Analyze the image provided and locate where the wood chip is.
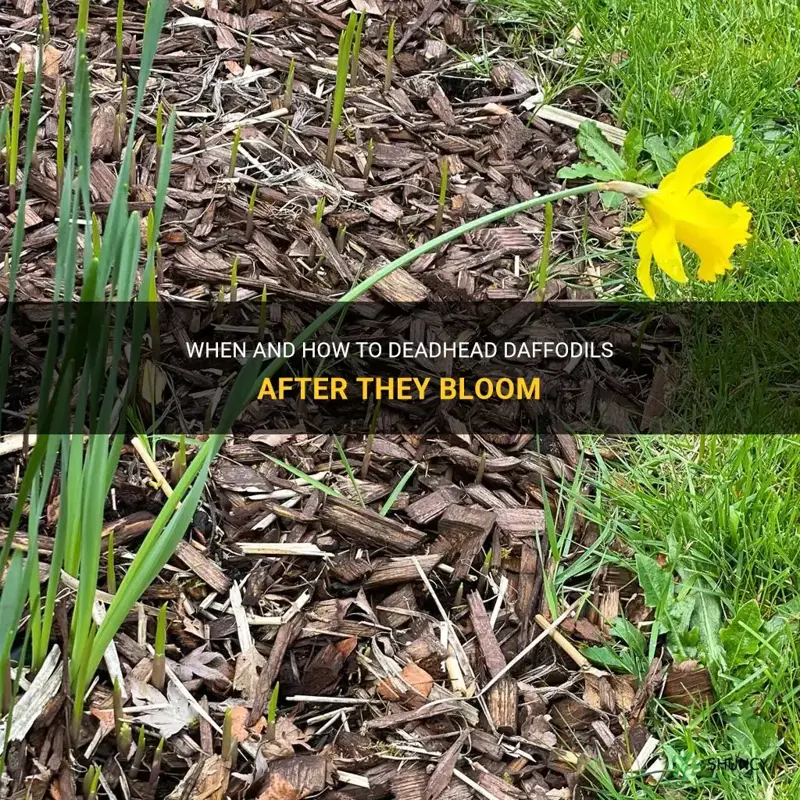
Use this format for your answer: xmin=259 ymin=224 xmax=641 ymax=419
xmin=174 ymin=540 xmax=231 ymax=594
xmin=663 ymin=661 xmax=714 ymax=707
xmin=248 ymin=614 xmax=304 ymax=726
xmin=90 ymin=104 xmax=117 ymax=158
xmin=267 ymin=756 xmax=328 ymax=798
xmin=405 ymin=486 xmax=463 ymax=524
xmin=370 ymin=195 xmax=405 ymax=222
xmin=426 ymin=731 xmax=467 ymax=798
xmin=363 ymin=554 xmax=442 ymax=588
xmin=320 ymin=496 xmax=426 ymax=553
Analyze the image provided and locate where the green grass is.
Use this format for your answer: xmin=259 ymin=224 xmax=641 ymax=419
xmin=283 ymin=56 xmax=295 ymax=109
xmin=577 ymin=437 xmax=800 ymax=798
xmin=484 ymin=0 xmax=800 ymax=796
xmin=490 ymin=0 xmax=800 ymax=300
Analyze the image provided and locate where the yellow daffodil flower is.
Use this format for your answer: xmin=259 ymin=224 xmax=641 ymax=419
xmin=607 ymin=135 xmax=751 ymax=298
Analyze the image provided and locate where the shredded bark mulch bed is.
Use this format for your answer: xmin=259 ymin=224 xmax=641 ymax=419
xmin=0 ymin=1 xmax=712 ymax=799
xmin=2 ymin=0 xmax=623 ymax=304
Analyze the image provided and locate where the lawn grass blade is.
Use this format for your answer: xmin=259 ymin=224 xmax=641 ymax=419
xmin=283 ymin=57 xmax=295 ymax=109
xmin=0 ymin=107 xmax=8 ymax=171
xmin=536 ymin=201 xmax=554 ymax=300
xmin=263 ymin=453 xmax=342 ymax=497
xmin=334 ymin=436 xmax=364 ymax=505
xmin=433 ymin=156 xmax=449 ymax=236
xmin=115 ymin=0 xmax=124 ymax=80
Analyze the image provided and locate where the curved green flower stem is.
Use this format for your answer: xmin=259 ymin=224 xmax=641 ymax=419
xmin=288 ymin=182 xmax=605 ymax=348
xmin=83 ymin=180 xmax=604 ymax=686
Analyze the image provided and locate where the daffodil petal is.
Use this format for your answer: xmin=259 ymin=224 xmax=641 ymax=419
xmin=637 ymin=192 xmax=688 ymax=285
xmin=658 ymin=135 xmax=734 ymax=196
xmin=641 ymin=191 xmax=679 ymax=228
xmin=696 ymin=258 xmax=728 ymax=282
xmin=626 ymin=213 xmax=652 ymax=234
xmin=651 ymin=223 xmax=687 ymax=284
xmin=635 ymin=226 xmax=656 ymax=299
